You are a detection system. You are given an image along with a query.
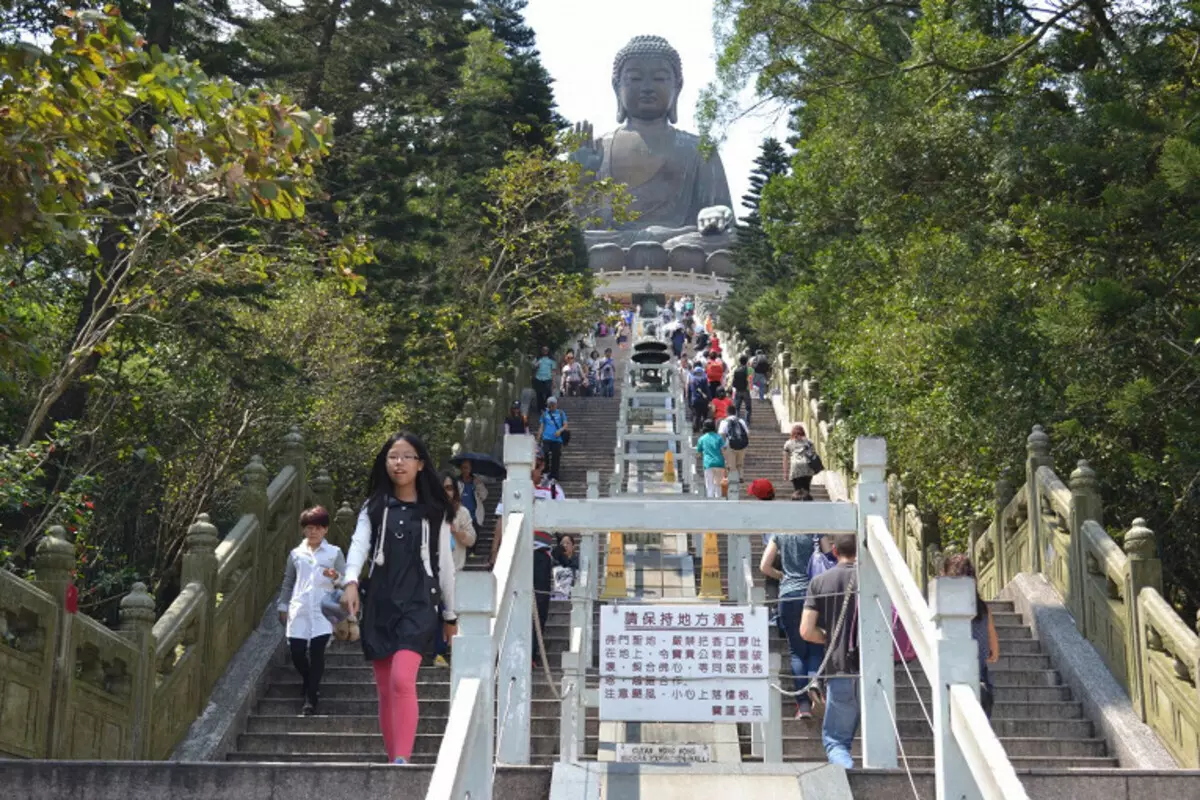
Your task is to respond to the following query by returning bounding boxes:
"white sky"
[524,0,790,214]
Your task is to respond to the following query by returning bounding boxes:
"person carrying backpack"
[598,348,616,398]
[731,354,753,424]
[719,412,750,479]
[704,352,725,399]
[688,366,710,434]
[752,349,771,400]
[539,397,569,481]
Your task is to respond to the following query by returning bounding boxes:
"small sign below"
[615,743,712,764]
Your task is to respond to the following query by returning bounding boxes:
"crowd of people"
[272,301,998,771]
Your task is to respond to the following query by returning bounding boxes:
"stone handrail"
[0,425,343,761]
[918,422,1198,767]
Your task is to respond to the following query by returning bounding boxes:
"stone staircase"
[726,395,1116,777]
[226,336,623,767]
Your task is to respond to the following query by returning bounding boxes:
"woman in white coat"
[278,506,345,715]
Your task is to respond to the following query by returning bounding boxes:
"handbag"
[810,452,824,475]
[561,429,571,447]
[321,589,349,624]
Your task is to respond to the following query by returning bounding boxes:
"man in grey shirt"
[801,533,859,768]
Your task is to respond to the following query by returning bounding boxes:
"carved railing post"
[33,525,75,607]
[118,582,156,758]
[993,478,1014,590]
[34,525,75,758]
[333,501,356,553]
[241,455,269,608]
[1124,519,1163,720]
[919,509,940,597]
[1068,461,1101,635]
[312,468,334,514]
[1025,425,1052,573]
[183,514,219,692]
[282,425,307,530]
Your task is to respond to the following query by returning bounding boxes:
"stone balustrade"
[444,352,535,468]
[0,426,348,761]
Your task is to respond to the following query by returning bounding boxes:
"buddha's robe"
[585,127,733,233]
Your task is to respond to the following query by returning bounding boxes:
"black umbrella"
[450,452,507,480]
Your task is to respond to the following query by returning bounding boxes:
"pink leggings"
[372,649,423,761]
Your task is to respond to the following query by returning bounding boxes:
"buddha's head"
[612,35,683,124]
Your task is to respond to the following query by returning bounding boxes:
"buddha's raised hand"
[571,120,604,174]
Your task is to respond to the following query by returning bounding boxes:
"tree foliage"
[707,0,1200,610]
[0,1,593,619]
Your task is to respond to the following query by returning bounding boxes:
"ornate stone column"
[1068,460,1101,635]
[1025,425,1052,574]
[1124,519,1162,720]
[118,582,157,758]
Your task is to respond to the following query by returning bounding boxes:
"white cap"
[547,396,558,405]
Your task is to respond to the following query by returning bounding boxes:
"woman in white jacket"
[339,432,456,765]
[278,505,345,715]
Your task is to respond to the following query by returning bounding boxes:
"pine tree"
[723,138,790,335]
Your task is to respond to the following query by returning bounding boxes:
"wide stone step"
[265,680,573,701]
[893,684,1073,703]
[254,697,594,717]
[768,734,1107,759]
[244,714,596,737]
[776,715,1092,739]
[234,730,564,756]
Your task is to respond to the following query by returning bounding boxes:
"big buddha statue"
[573,35,737,263]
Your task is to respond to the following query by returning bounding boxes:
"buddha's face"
[618,55,677,121]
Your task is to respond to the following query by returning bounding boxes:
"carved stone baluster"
[241,455,269,608]
[183,514,219,693]
[119,582,156,758]
[1068,461,1100,637]
[1025,425,1052,573]
[993,478,1014,589]
[1124,518,1162,720]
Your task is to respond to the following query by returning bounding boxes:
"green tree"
[722,137,790,337]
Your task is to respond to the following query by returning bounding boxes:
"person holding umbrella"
[456,458,488,544]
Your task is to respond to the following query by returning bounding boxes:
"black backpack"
[727,418,749,451]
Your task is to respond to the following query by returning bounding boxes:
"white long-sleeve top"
[278,539,346,640]
[344,504,456,621]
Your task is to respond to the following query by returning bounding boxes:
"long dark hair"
[365,432,450,536]
[940,554,988,620]
[440,469,462,517]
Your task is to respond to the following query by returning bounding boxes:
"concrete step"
[264,680,574,701]
[244,714,599,738]
[766,733,1108,759]
[254,697,596,717]
[234,730,565,756]
[775,715,1093,739]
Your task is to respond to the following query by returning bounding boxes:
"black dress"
[360,498,440,661]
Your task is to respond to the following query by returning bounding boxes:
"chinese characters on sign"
[599,604,770,723]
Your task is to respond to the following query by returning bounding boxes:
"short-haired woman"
[341,433,457,764]
[278,505,345,715]
[783,424,818,501]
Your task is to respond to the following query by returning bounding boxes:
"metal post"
[498,434,534,764]
[929,577,982,800]
[855,437,897,768]
[451,571,497,799]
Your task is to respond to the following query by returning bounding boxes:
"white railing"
[558,472,600,762]
[430,433,1029,800]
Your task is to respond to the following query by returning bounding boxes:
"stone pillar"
[929,577,982,800]
[967,517,988,565]
[240,455,269,609]
[1025,425,1052,574]
[35,525,76,758]
[1068,461,1101,635]
[182,514,219,692]
[311,468,334,515]
[332,501,356,554]
[1124,518,1162,720]
[282,425,307,542]
[854,437,896,768]
[33,526,75,606]
[118,582,156,758]
[498,434,535,764]
[919,509,941,597]
[993,478,1014,590]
